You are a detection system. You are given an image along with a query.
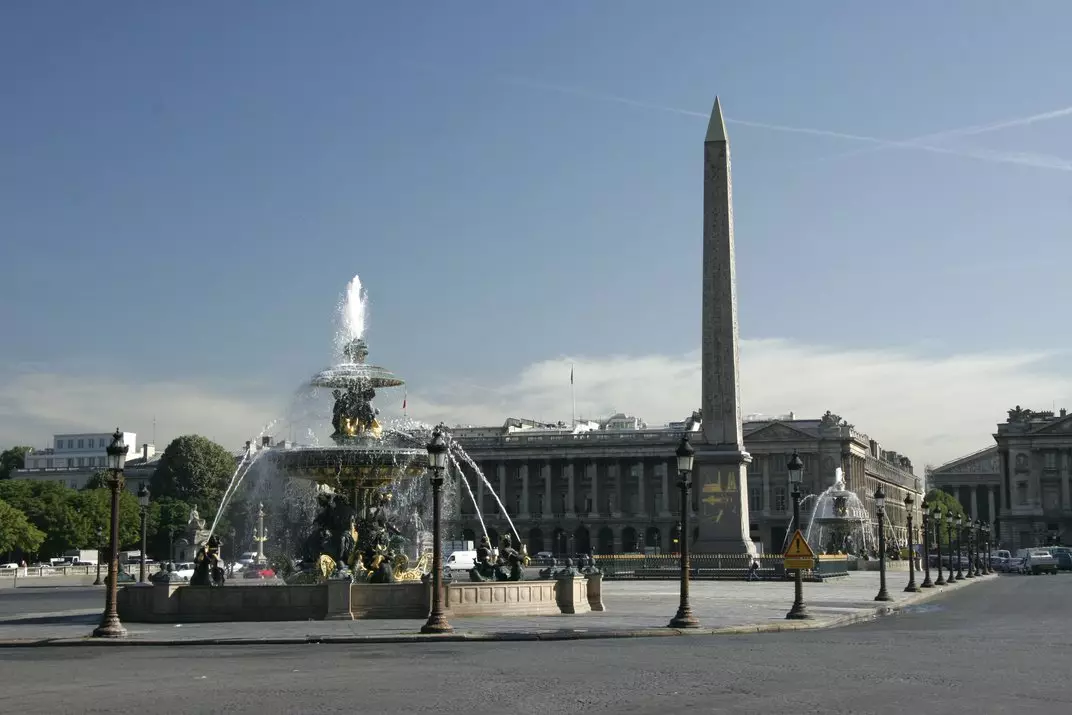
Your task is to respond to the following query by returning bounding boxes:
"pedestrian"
[747,557,760,581]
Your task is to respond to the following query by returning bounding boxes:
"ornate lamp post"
[93,525,104,586]
[933,506,946,585]
[965,518,976,578]
[874,487,892,602]
[984,522,993,574]
[93,428,129,638]
[904,493,920,592]
[421,425,453,635]
[945,512,957,582]
[955,514,965,580]
[920,500,933,588]
[785,450,811,620]
[137,483,150,583]
[973,519,983,575]
[669,433,699,628]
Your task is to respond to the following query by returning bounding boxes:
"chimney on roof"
[262,436,272,448]
[245,440,252,451]
[1062,408,1067,418]
[142,444,148,462]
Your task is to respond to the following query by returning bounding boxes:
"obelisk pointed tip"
[705,96,728,143]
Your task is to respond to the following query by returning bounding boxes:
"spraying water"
[335,274,368,359]
[449,451,490,545]
[449,439,521,545]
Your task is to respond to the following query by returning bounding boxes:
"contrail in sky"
[817,104,1072,163]
[498,74,1072,172]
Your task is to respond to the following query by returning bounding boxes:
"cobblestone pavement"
[0,570,994,644]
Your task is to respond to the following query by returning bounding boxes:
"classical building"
[14,432,157,494]
[929,406,1072,549]
[448,410,922,555]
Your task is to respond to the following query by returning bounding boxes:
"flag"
[570,365,574,385]
[402,388,407,411]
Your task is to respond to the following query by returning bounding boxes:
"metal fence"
[593,553,850,581]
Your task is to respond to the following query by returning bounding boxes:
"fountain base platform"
[117,575,600,622]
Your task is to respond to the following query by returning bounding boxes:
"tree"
[83,471,110,490]
[924,489,969,549]
[0,480,86,556]
[149,496,195,560]
[0,446,32,479]
[151,435,236,514]
[0,498,45,556]
[77,483,143,550]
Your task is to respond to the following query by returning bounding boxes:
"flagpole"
[571,363,576,429]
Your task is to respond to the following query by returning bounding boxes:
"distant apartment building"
[15,431,154,493]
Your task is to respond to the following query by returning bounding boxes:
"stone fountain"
[803,469,877,557]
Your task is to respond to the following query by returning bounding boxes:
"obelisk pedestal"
[692,97,755,556]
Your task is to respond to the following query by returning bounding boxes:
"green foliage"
[151,435,235,513]
[923,489,970,549]
[0,498,45,555]
[148,496,195,559]
[83,471,110,490]
[0,479,144,557]
[0,446,32,479]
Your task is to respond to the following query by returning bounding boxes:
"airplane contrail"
[817,104,1072,163]
[497,74,1072,172]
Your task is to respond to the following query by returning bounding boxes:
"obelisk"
[692,97,755,555]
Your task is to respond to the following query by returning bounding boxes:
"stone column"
[519,463,530,518]
[633,462,646,516]
[587,461,599,518]
[971,485,979,521]
[1061,450,1071,511]
[497,463,507,515]
[761,459,771,516]
[657,462,671,516]
[565,462,576,518]
[542,463,552,516]
[476,464,485,515]
[610,463,622,517]
[988,485,996,524]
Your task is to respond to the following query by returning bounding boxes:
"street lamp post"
[138,484,150,583]
[955,514,965,580]
[945,513,957,582]
[933,507,946,585]
[966,518,976,578]
[93,525,104,586]
[874,487,892,602]
[669,433,699,628]
[920,500,933,588]
[974,519,984,575]
[421,425,453,635]
[983,522,992,574]
[904,494,920,592]
[785,450,811,620]
[93,428,129,639]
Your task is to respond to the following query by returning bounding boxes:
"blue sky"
[2,2,1070,466]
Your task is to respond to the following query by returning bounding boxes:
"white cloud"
[3,339,1069,469]
[409,339,1072,468]
[0,371,281,452]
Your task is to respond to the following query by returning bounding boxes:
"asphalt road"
[1,574,1069,715]
[0,586,99,618]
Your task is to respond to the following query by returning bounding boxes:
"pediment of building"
[1029,415,1072,435]
[931,446,1000,475]
[744,421,816,442]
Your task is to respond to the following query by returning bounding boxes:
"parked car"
[1023,549,1058,575]
[1048,547,1072,571]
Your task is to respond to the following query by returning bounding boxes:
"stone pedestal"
[692,451,754,554]
[585,573,605,612]
[555,574,591,614]
[324,579,354,620]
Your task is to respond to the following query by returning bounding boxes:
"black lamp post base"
[668,606,700,629]
[785,603,812,620]
[920,576,934,588]
[420,613,454,634]
[92,617,127,639]
[904,583,921,593]
[874,590,893,602]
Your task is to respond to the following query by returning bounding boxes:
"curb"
[0,574,995,648]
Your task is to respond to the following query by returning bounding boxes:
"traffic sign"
[783,530,815,559]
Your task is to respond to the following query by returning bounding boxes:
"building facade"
[14,432,155,493]
[930,406,1072,549]
[448,410,922,555]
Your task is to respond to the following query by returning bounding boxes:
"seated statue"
[468,535,497,582]
[190,535,225,587]
[494,534,525,582]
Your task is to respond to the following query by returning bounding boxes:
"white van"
[445,550,477,574]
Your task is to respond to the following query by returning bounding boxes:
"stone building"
[448,410,922,555]
[929,406,1072,549]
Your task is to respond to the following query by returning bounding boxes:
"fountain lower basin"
[116,576,598,622]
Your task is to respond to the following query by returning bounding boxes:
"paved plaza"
[0,571,991,645]
[0,574,1063,715]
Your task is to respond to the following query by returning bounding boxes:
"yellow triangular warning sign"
[783,530,815,559]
